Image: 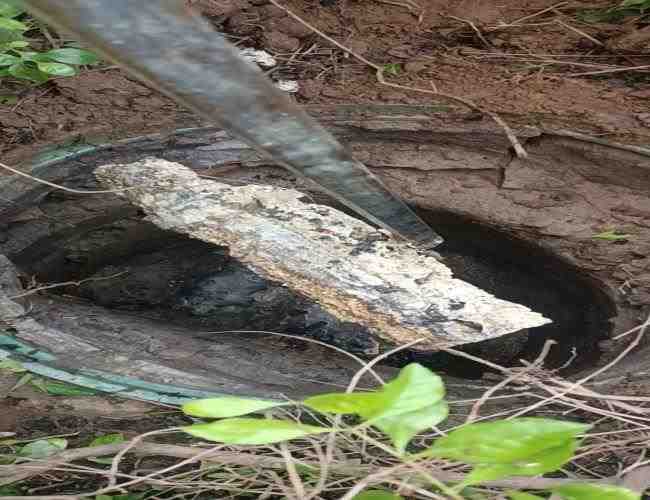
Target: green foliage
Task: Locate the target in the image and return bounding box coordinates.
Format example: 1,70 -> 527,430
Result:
183,417 -> 329,445
0,1 -> 99,85
17,438 -> 67,459
578,0 -> 650,23
88,433 -> 125,447
179,363 -> 635,499
87,433 -> 126,464
0,485 -> 22,496
305,363 -> 448,454
382,63 -> 402,76
182,397 -> 283,418
551,483 -> 641,500
353,490 -> 404,500
592,230 -> 632,242
0,359 -> 26,373
428,418 -> 590,486
620,0 -> 650,11
30,378 -> 97,396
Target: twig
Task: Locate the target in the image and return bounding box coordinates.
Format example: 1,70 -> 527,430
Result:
8,271 -> 128,300
345,338 -> 426,393
279,442 -> 305,499
0,438 -> 618,494
0,161 -> 134,195
466,340 -> 556,423
447,15 -> 492,48
510,315 -> 650,418
267,0 -> 528,158
106,429 -> 175,489
568,65 -> 650,77
38,22 -> 61,49
506,1 -> 568,26
555,19 -> 604,47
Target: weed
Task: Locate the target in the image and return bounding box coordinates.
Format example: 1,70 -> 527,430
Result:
0,1 -> 99,84
578,0 -> 650,23
180,363 -> 641,499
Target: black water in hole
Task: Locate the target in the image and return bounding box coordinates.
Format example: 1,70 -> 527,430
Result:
13,203 -> 614,379
403,210 -> 614,377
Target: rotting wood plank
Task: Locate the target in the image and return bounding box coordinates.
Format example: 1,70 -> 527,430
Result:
95,158 -> 550,350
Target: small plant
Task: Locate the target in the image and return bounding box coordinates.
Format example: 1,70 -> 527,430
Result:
578,0 -> 650,23
382,62 -> 402,76
180,363 -> 640,499
592,229 -> 632,242
0,1 -> 99,84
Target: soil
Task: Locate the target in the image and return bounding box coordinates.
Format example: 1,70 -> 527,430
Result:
1,0 -> 650,495
2,0 -> 650,164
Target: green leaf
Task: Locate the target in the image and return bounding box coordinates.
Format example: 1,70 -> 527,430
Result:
373,400 -> 449,455
0,52 -> 18,66
383,63 -> 401,76
86,433 -> 126,464
44,47 -> 99,65
36,61 -> 76,76
89,433 -> 125,447
182,397 -> 283,418
0,17 -> 27,32
305,364 -> 447,453
0,485 -> 21,495
183,417 -> 330,445
464,440 -> 579,485
7,39 -> 27,48
428,418 -> 589,465
373,363 -> 446,419
506,492 -> 546,500
353,490 -> 404,500
37,381 -> 97,396
0,1 -> 25,17
8,61 -> 49,83
304,392 -> 383,416
551,483 -> 640,500
18,438 -> 67,458
0,26 -> 22,44
620,0 -> 648,7
0,94 -> 17,104
592,230 -> 631,241
9,372 -> 33,392
0,359 -> 25,372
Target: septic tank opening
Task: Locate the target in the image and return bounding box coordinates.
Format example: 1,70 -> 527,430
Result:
10,195 -> 614,380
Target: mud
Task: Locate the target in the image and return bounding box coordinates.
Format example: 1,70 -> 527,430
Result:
3,116 -> 646,398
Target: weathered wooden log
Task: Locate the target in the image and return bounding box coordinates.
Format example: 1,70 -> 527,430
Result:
95,158 -> 550,350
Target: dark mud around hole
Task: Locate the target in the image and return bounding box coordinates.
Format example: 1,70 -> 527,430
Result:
3,112 -> 648,400
1,138 -> 614,384
33,209 -> 613,379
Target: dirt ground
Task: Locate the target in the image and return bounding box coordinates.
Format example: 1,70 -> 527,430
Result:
2,0 -> 650,164
1,0 -> 650,495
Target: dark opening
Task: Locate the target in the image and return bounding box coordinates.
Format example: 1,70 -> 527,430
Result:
11,194 -> 614,380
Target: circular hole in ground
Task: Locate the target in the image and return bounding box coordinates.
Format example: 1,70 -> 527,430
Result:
11,197 -> 614,380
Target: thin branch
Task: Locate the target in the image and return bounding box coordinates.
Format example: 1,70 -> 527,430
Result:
0,161 -> 134,195
466,340 -> 556,423
8,271 -> 128,300
568,65 -> 650,77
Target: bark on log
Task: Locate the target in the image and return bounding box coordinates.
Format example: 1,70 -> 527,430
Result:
95,158 -> 550,350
